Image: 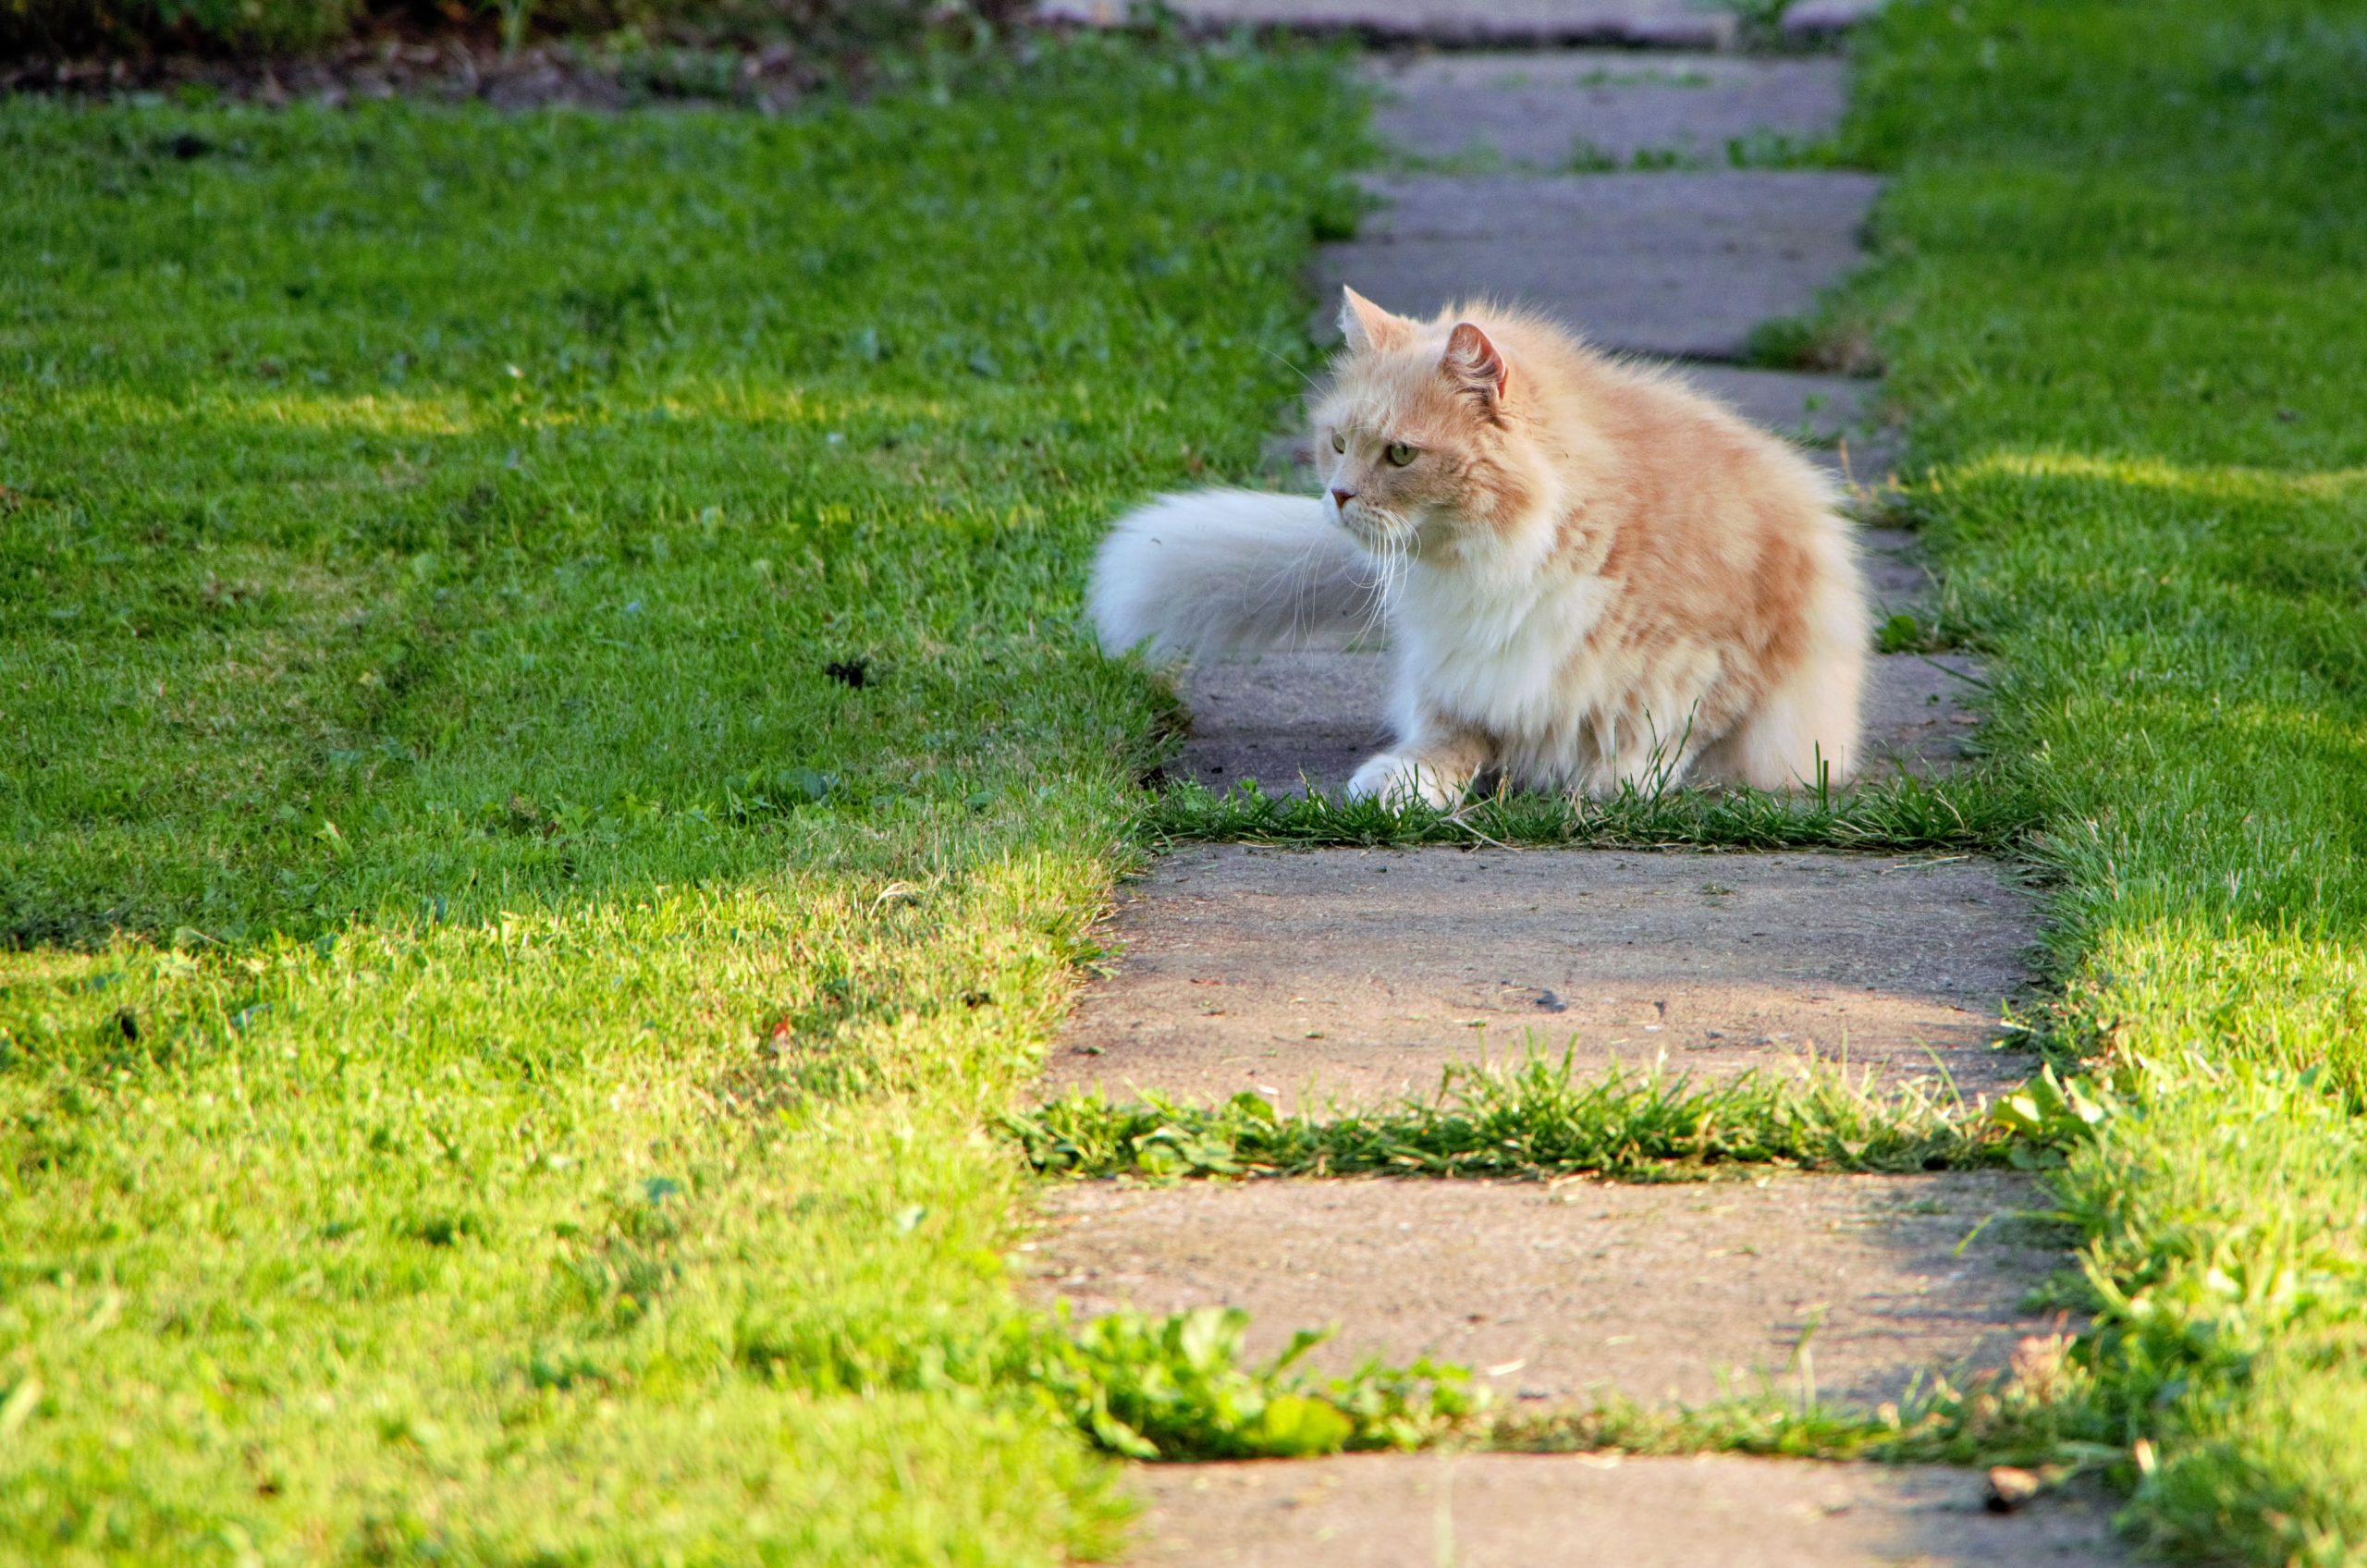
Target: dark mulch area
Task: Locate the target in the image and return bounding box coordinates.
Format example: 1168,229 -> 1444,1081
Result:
6,32 -> 868,109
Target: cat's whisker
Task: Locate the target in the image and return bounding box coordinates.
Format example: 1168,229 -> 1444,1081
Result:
1258,344 -> 1323,394
1279,532 -> 1327,648
1358,536 -> 1407,642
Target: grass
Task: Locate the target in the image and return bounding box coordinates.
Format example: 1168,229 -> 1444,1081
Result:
17,3 -> 2367,1562
1838,0 -> 2367,1559
1147,768 -> 2033,851
1490,1329 -> 2129,1526
1039,1305 -> 1480,1462
1016,1053 -> 2017,1183
0,37 -> 1384,1563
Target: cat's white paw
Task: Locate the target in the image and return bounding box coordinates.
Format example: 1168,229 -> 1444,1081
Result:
1346,753 -> 1460,810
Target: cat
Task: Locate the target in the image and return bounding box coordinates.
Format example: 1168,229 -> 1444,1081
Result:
1088,287 -> 1870,803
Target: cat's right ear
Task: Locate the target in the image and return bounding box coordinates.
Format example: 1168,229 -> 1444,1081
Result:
1339,288 -> 1411,352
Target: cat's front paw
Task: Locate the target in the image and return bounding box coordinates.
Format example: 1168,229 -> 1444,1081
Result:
1346,753 -> 1461,810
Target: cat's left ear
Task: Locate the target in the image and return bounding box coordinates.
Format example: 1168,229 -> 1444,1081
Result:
1339,287 -> 1414,352
1442,323 -> 1510,408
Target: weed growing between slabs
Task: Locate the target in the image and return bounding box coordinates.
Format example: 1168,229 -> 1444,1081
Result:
0,37 -> 1443,1562
1149,767 -> 2036,852
1497,1322 -> 2115,1481
1042,1305 -> 1479,1462
1018,1052 -> 2018,1182
1846,0 -> 2367,1560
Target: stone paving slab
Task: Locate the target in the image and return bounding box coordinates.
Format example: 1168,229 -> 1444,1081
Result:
1044,845 -> 2036,1110
1171,646 -> 1978,798
1128,1452 -> 2127,1567
1861,523 -> 1934,614
1369,51 -> 1847,169
1040,0 -> 1738,48
1171,648 -> 1391,795
1318,171 -> 1883,361
1866,650 -> 1981,767
1037,1171 -> 2065,1407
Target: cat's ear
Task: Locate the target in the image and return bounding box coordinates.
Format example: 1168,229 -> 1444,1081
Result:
1338,287 -> 1412,352
1442,322 -> 1510,408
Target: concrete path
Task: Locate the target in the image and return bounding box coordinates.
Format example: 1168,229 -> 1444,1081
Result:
1046,845 -> 2036,1109
1369,51 -> 1849,169
1037,6 -> 2118,1562
1130,1453 -> 2123,1568
1318,171 -> 1883,361
1042,1172 -> 2062,1406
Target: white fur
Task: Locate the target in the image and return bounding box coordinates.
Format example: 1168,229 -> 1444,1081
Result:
1346,751 -> 1463,809
1087,488 -> 1383,660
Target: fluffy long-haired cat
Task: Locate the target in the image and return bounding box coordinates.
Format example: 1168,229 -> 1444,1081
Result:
1089,288 -> 1870,803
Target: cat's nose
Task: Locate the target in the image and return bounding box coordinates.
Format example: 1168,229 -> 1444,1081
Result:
1330,486 -> 1355,508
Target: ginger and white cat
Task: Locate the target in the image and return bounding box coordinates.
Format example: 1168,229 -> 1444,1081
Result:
1088,288 -> 1870,803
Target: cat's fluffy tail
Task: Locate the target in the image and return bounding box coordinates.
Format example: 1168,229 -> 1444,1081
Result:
1087,488 -> 1380,660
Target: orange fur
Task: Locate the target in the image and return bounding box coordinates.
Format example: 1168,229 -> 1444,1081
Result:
1316,288 -> 1868,801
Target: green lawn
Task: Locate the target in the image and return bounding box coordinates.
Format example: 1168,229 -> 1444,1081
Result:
1849,2 -> 2367,1559
14,4 -> 2367,1562
0,45 -> 1357,1563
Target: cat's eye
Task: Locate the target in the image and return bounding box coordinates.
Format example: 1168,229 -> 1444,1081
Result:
1384,441 -> 1417,467
1331,431 -> 1347,454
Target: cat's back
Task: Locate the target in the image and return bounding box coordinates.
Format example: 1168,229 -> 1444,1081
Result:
1589,358 -> 1834,508
1459,303 -> 1840,521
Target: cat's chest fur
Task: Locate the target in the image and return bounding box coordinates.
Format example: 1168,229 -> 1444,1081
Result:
1393,561 -> 1613,736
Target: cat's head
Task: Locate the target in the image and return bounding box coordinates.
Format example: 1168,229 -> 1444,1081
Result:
1310,288 -> 1543,558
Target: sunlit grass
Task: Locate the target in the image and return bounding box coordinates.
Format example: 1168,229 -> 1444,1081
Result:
1018,1051 -> 2013,1182
0,39 -> 1365,1565
1846,1 -> 2367,1557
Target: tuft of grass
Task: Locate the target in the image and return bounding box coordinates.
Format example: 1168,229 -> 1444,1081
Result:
1014,1053 -> 2013,1182
1500,1321 -> 2116,1476
1723,130 -> 1847,170
1147,769 -> 2037,853
1744,311 -> 1886,377
1032,1305 -> 1482,1462
1875,610 -> 1956,655
1559,137 -> 1846,177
